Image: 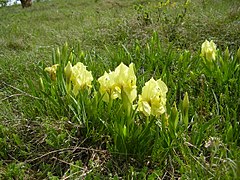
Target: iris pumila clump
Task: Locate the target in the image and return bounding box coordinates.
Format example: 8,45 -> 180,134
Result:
45,61 -> 168,117
201,40 -> 217,61
98,63 -> 168,117
138,78 -> 168,117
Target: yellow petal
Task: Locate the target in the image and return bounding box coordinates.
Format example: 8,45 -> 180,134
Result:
138,77 -> 168,117
70,62 -> 93,95
44,64 -> 59,81
201,40 -> 217,61
157,79 -> 168,94
98,71 -> 121,102
114,63 -> 137,103
141,100 -> 151,116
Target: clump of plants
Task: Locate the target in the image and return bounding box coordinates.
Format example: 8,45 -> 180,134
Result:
19,32 -> 240,178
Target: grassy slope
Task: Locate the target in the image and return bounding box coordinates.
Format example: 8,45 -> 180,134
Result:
0,0 -> 240,179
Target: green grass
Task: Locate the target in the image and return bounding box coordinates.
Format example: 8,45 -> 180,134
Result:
0,0 -> 240,179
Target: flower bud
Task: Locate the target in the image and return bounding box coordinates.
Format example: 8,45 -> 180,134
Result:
135,44 -> 140,56
171,102 -> 179,130
44,64 -> 59,81
69,52 -> 73,62
63,42 -> 68,52
55,47 -> 60,64
224,47 -> 230,60
237,47 -> 240,60
201,40 -> 217,61
182,92 -> 189,127
123,125 -> 127,137
80,51 -> 85,60
182,92 -> 189,114
172,102 -> 178,120
39,77 -> 44,91
64,61 -> 73,82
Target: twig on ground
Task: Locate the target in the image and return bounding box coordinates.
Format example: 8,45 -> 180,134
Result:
0,81 -> 41,101
24,147 -> 108,163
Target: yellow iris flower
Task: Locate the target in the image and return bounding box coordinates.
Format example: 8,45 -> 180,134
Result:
69,62 -> 93,96
98,71 -> 121,102
201,40 -> 217,61
138,78 -> 168,117
44,64 -> 59,81
114,63 -> 137,103
98,62 -> 137,104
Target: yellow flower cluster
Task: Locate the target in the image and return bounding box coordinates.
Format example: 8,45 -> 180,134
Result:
138,78 -> 168,117
201,40 -> 217,61
64,61 -> 93,96
45,61 -> 168,117
98,71 -> 121,102
98,63 -> 168,117
98,63 -> 137,104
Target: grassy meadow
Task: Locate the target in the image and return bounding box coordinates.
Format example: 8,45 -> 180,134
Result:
0,0 -> 240,179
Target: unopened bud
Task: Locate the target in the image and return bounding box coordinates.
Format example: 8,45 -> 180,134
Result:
55,47 -> 61,63
123,125 -> 127,137
135,44 -> 140,55
69,52 -> 73,62
39,77 -> 44,90
63,42 -> 68,52
183,92 -> 189,114
172,102 -> 178,118
182,92 -> 189,127
237,47 -> 240,60
56,47 -> 60,57
64,61 -> 73,80
80,51 -> 85,60
190,71 -> 195,79
146,43 -> 150,53
224,47 -> 230,60
171,102 -> 179,130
